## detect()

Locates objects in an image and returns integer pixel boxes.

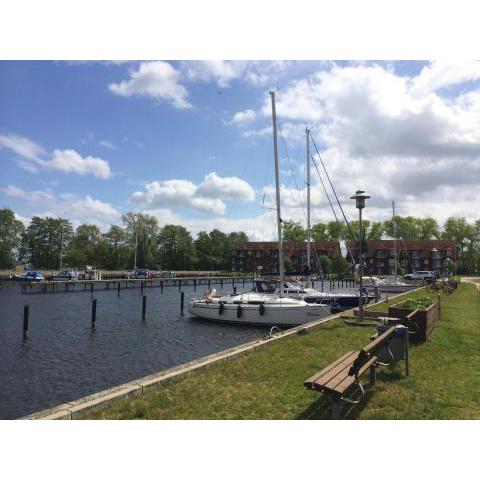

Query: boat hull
[188,301,329,327]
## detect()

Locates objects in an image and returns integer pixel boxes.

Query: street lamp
[350,190,371,322]
[431,247,438,278]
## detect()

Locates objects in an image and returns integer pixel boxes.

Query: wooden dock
[18,276,257,295]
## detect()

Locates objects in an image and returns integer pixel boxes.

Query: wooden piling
[117,281,120,296]
[91,298,97,328]
[142,295,147,321]
[23,304,29,339]
[180,291,185,316]
[233,286,237,294]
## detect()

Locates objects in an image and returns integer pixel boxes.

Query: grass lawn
[82,283,479,420]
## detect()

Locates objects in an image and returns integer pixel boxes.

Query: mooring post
[233,286,237,294]
[90,283,94,297]
[141,281,144,295]
[161,280,164,292]
[194,279,197,291]
[23,304,29,339]
[180,291,185,316]
[142,295,147,321]
[117,281,120,296]
[208,278,211,288]
[91,298,97,328]
[178,280,181,291]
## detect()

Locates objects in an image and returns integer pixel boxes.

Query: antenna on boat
[270,90,284,296]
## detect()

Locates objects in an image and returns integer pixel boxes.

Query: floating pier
[18,276,257,295]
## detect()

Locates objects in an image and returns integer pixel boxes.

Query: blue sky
[1,60,480,240]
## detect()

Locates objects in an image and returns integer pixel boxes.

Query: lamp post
[431,247,438,278]
[350,190,370,322]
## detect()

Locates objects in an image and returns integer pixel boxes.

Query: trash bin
[376,324,408,363]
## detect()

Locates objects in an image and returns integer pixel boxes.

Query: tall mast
[392,200,397,276]
[134,230,138,270]
[270,90,284,293]
[306,127,311,275]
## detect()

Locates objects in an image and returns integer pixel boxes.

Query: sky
[1,60,480,240]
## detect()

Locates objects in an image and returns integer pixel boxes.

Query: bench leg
[330,397,341,420]
[369,365,377,386]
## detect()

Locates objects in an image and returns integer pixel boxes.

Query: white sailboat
[188,91,328,327]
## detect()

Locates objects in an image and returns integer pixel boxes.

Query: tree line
[1,207,479,273]
[0,208,248,271]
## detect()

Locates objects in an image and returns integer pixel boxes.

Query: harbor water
[0,280,356,419]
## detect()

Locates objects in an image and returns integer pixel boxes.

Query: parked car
[404,271,434,281]
[131,269,153,279]
[54,269,78,281]
[12,270,45,282]
[362,276,382,287]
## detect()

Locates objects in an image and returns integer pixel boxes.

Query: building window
[376,250,385,258]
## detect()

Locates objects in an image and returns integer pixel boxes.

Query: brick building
[232,241,341,274]
[346,239,457,275]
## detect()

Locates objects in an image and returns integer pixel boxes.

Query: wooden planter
[388,301,439,342]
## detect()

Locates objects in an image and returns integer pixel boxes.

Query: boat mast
[306,126,311,278]
[392,200,397,276]
[270,90,285,294]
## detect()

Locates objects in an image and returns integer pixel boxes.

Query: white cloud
[62,194,119,220]
[181,60,290,88]
[230,109,256,124]
[1,184,119,227]
[0,132,45,161]
[131,172,255,215]
[0,132,112,179]
[99,139,116,150]
[196,172,255,201]
[44,149,111,179]
[411,61,480,96]
[0,184,54,202]
[109,61,191,109]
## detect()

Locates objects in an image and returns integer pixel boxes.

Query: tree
[327,221,348,241]
[417,217,440,239]
[103,225,129,270]
[122,212,159,268]
[21,216,73,269]
[316,255,331,276]
[66,224,103,267]
[311,223,329,241]
[158,225,196,270]
[330,253,350,275]
[0,208,24,269]
[282,220,306,241]
[366,221,384,240]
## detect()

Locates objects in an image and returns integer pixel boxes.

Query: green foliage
[317,255,331,275]
[401,295,435,310]
[330,252,349,275]
[21,216,73,269]
[158,224,196,270]
[282,220,307,241]
[0,208,24,268]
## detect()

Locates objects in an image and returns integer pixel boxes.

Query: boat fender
[219,303,225,315]
[259,303,265,316]
[237,304,242,318]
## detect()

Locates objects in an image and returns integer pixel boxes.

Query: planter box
[388,301,439,342]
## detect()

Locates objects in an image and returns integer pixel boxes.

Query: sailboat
[272,126,373,312]
[188,91,329,327]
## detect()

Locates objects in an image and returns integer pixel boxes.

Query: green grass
[81,284,480,420]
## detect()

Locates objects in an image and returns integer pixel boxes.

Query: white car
[404,271,433,281]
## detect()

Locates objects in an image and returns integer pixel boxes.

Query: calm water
[0,280,363,419]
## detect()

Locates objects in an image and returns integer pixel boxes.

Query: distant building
[346,239,457,275]
[232,241,341,274]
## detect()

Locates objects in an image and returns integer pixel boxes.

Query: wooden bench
[304,326,409,419]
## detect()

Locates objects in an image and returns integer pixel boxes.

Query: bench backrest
[348,326,396,378]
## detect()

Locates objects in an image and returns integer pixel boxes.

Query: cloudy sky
[1,60,479,240]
